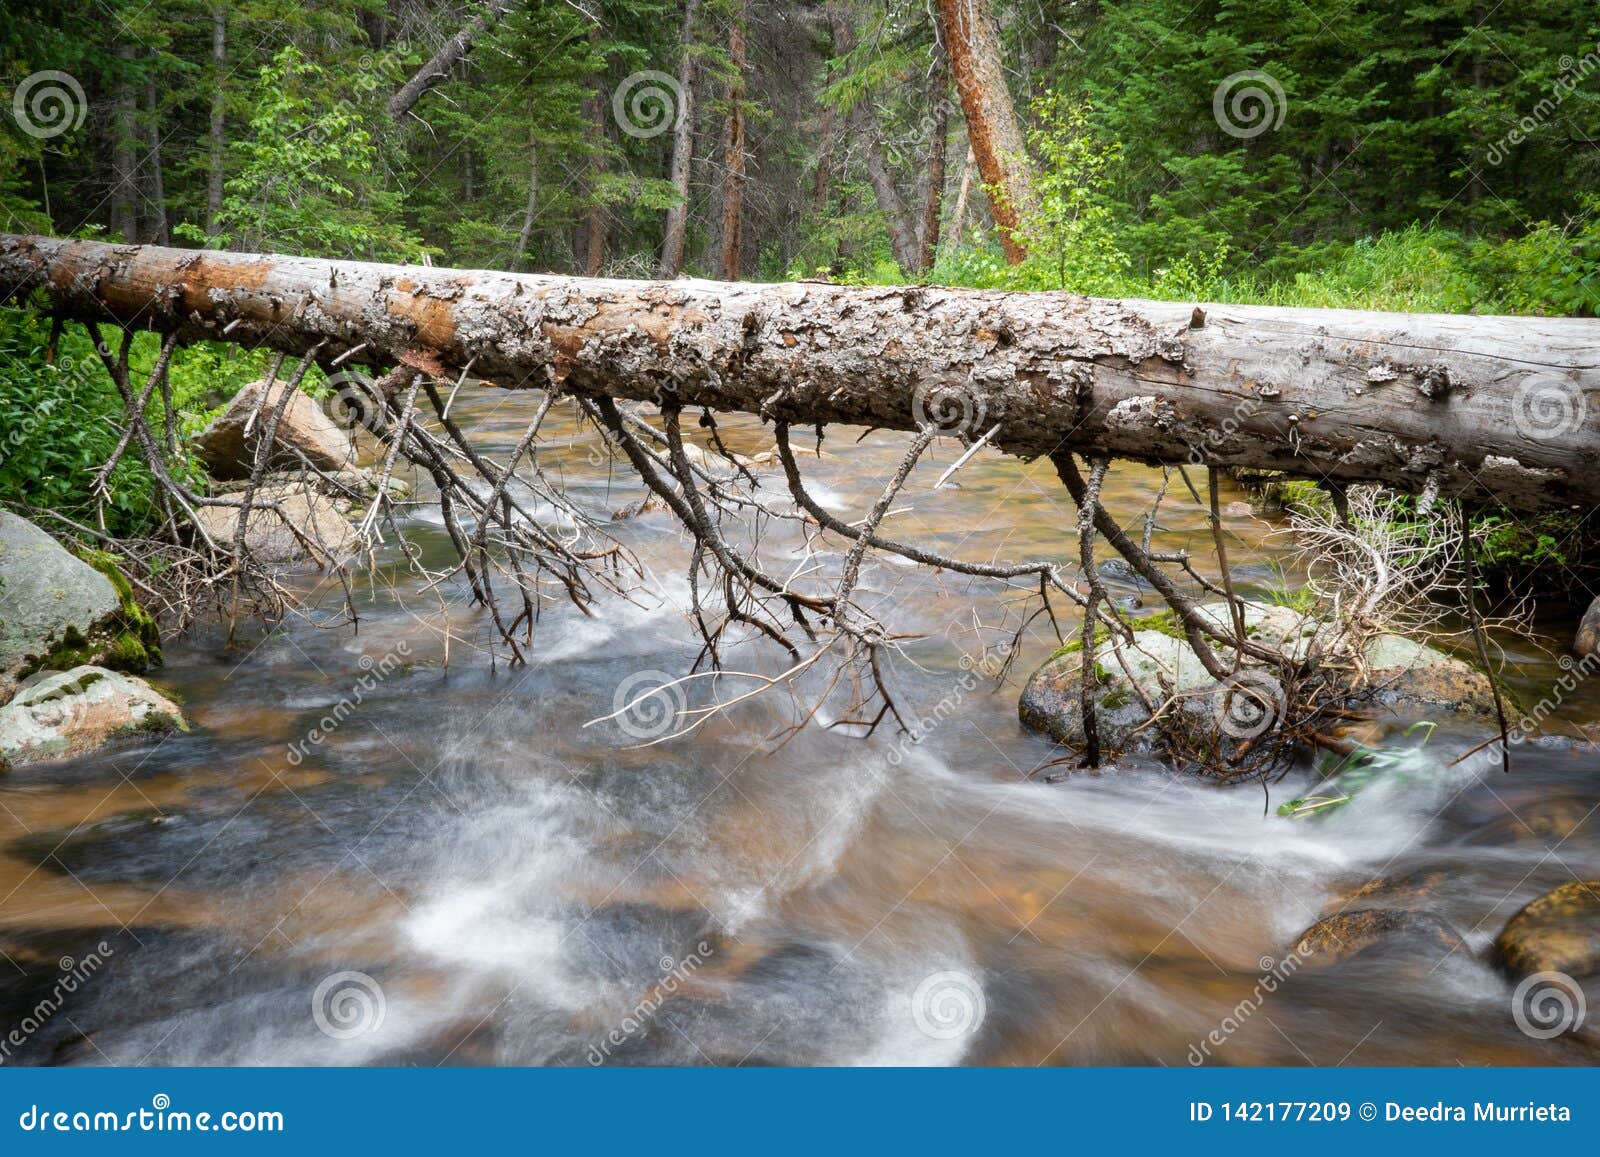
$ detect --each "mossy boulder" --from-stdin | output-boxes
[1292,908,1465,968]
[0,665,185,768]
[0,513,160,702]
[1493,881,1600,980]
[1017,600,1503,755]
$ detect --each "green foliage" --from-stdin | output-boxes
[178,46,424,261]
[1278,722,1438,819]
[0,307,265,537]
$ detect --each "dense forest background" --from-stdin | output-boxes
[4,0,1600,575]
[3,0,1599,310]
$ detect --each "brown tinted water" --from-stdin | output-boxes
[2,389,1598,1066]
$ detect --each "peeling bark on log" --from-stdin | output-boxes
[3,233,1598,513]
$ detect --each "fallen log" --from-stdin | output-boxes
[2,233,1596,512]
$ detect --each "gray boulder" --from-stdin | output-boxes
[193,482,360,566]
[0,513,122,700]
[1575,595,1600,659]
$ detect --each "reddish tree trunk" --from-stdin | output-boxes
[935,0,1034,263]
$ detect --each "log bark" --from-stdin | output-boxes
[3,233,1598,513]
[388,0,515,121]
[935,0,1034,263]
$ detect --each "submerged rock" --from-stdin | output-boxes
[1292,908,1465,968]
[195,379,358,481]
[0,665,185,768]
[1493,880,1600,980]
[0,513,161,701]
[1017,600,1502,755]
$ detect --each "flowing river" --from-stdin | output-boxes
[2,390,1597,1066]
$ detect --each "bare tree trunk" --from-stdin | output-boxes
[581,31,608,278]
[718,0,748,282]
[515,135,538,272]
[206,5,226,237]
[829,5,918,275]
[388,0,515,120]
[657,0,703,278]
[811,103,837,219]
[110,45,139,243]
[6,233,1598,514]
[917,49,951,274]
[949,145,975,248]
[935,0,1034,263]
[145,79,170,246]
[860,122,920,275]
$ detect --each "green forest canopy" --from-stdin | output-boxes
[1,0,1597,313]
